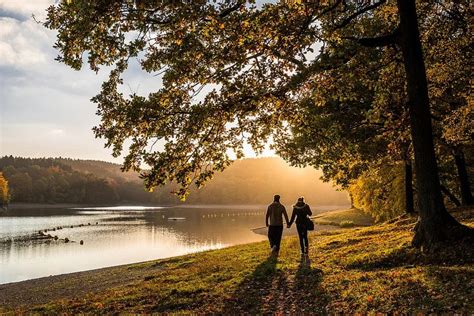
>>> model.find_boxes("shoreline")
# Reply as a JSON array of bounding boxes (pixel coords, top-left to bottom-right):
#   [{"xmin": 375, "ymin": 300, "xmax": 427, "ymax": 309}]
[
  {"xmin": 0, "ymin": 241, "xmax": 272, "ymax": 310},
  {"xmin": 0, "ymin": 224, "xmax": 338, "ymax": 284},
  {"xmin": 7, "ymin": 202, "xmax": 351, "ymax": 210},
  {"xmin": 0, "ymin": 209, "xmax": 362, "ymax": 286},
  {"xmin": 1, "ymin": 209, "xmax": 472, "ymax": 313},
  {"xmin": 0, "ymin": 255, "xmax": 178, "ymax": 309}
]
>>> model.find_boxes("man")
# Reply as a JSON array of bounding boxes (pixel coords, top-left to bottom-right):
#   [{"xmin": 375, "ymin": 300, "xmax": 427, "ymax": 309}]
[{"xmin": 265, "ymin": 194, "xmax": 289, "ymax": 255}]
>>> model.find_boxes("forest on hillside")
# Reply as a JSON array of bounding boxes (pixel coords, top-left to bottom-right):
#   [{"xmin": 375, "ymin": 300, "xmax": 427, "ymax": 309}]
[{"xmin": 0, "ymin": 156, "xmax": 349, "ymax": 206}]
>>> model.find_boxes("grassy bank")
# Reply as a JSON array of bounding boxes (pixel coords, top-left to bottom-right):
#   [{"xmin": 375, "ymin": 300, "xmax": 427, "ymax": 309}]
[
  {"xmin": 1, "ymin": 208, "xmax": 473, "ymax": 314},
  {"xmin": 312, "ymin": 207, "xmax": 375, "ymax": 227}
]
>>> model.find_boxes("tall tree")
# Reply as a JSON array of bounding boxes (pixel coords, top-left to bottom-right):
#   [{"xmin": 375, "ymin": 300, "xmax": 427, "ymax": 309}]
[
  {"xmin": 45, "ymin": 0, "xmax": 472, "ymax": 248},
  {"xmin": 396, "ymin": 0, "xmax": 469, "ymax": 247}
]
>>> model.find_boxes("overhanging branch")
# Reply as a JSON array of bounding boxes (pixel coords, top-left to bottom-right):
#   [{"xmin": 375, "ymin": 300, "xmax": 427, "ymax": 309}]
[
  {"xmin": 334, "ymin": 0, "xmax": 387, "ymax": 29},
  {"xmin": 344, "ymin": 27, "xmax": 400, "ymax": 47}
]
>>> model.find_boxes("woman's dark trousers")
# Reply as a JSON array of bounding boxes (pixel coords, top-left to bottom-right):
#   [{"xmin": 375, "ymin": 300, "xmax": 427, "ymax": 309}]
[
  {"xmin": 296, "ymin": 224, "xmax": 308, "ymax": 253},
  {"xmin": 268, "ymin": 225, "xmax": 283, "ymax": 251}
]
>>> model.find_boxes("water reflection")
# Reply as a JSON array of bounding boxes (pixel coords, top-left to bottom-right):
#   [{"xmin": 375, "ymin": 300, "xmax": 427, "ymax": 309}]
[
  {"xmin": 0, "ymin": 205, "xmax": 346, "ymax": 284},
  {"xmin": 72, "ymin": 206, "xmax": 165, "ymax": 211}
]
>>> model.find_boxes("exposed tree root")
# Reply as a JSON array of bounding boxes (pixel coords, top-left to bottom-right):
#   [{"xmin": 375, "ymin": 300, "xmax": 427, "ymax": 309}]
[
  {"xmin": 412, "ymin": 217, "xmax": 474, "ymax": 252},
  {"xmin": 385, "ymin": 213, "xmax": 417, "ymax": 225}
]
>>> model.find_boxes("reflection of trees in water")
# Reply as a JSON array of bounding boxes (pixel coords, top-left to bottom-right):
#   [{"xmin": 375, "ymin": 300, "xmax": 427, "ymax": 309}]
[
  {"xmin": 0, "ymin": 238, "xmax": 60, "ymax": 265},
  {"xmin": 141, "ymin": 208, "xmax": 267, "ymax": 244},
  {"xmin": 0, "ymin": 207, "xmax": 269, "ymax": 284}
]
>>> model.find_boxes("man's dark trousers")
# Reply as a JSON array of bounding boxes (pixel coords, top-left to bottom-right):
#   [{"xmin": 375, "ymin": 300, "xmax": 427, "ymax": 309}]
[{"xmin": 268, "ymin": 225, "xmax": 284, "ymax": 251}]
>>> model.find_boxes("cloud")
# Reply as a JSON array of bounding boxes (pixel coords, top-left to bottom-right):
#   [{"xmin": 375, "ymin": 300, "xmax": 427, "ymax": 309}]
[
  {"xmin": 0, "ymin": 17, "xmax": 49, "ymax": 67},
  {"xmin": 0, "ymin": 0, "xmax": 57, "ymax": 69},
  {"xmin": 0, "ymin": 1, "xmax": 113, "ymax": 160},
  {"xmin": 0, "ymin": 1, "xmax": 162, "ymax": 163},
  {"xmin": 0, "ymin": 0, "xmax": 54, "ymax": 20},
  {"xmin": 0, "ymin": 7, "xmax": 28, "ymax": 22}
]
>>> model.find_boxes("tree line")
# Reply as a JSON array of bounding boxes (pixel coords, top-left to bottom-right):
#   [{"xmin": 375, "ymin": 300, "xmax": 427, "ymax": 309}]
[
  {"xmin": 0, "ymin": 157, "xmax": 120, "ymax": 204},
  {"xmin": 0, "ymin": 156, "xmax": 349, "ymax": 206}
]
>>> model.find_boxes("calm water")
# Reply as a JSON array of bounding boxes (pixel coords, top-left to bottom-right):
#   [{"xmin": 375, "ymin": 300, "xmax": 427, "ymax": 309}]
[{"xmin": 0, "ymin": 205, "xmax": 344, "ymax": 284}]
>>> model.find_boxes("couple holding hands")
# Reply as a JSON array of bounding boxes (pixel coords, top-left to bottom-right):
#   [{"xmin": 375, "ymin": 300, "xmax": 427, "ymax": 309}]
[{"xmin": 265, "ymin": 195, "xmax": 313, "ymax": 256}]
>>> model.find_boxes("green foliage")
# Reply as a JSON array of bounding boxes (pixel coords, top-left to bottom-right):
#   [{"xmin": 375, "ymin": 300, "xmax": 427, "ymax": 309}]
[
  {"xmin": 274, "ymin": 2, "xmax": 471, "ymax": 220},
  {"xmin": 45, "ymin": 0, "xmax": 313, "ymax": 196},
  {"xmin": 313, "ymin": 208, "xmax": 374, "ymax": 227},
  {"xmin": 41, "ymin": 1, "xmax": 402, "ymax": 196},
  {"xmin": 349, "ymin": 162, "xmax": 405, "ymax": 222},
  {"xmin": 339, "ymin": 220, "xmax": 355, "ymax": 228},
  {"xmin": 44, "ymin": 0, "xmax": 471, "ymax": 232}
]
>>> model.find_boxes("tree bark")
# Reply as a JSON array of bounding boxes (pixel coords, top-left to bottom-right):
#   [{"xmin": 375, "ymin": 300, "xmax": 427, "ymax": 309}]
[
  {"xmin": 454, "ymin": 149, "xmax": 474, "ymax": 205},
  {"xmin": 404, "ymin": 160, "xmax": 415, "ymax": 214},
  {"xmin": 396, "ymin": 0, "xmax": 468, "ymax": 250}
]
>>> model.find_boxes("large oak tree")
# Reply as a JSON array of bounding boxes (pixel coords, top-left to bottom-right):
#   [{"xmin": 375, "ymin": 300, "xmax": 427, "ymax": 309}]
[{"xmin": 45, "ymin": 0, "xmax": 472, "ymax": 249}]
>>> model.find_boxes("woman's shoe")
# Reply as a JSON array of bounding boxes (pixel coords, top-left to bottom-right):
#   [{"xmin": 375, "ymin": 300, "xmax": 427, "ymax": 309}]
[{"xmin": 271, "ymin": 245, "xmax": 278, "ymax": 256}]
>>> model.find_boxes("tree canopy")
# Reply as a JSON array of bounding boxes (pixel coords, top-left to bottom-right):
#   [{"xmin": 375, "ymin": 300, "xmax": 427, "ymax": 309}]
[
  {"xmin": 44, "ymin": 0, "xmax": 370, "ymax": 195},
  {"xmin": 45, "ymin": 0, "xmax": 473, "ymax": 248}
]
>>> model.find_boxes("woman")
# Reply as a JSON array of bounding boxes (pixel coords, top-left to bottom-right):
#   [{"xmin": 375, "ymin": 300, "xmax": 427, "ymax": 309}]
[{"xmin": 288, "ymin": 197, "xmax": 312, "ymax": 255}]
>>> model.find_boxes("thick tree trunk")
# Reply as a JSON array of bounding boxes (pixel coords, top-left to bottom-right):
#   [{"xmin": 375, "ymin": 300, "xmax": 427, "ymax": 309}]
[
  {"xmin": 454, "ymin": 150, "xmax": 474, "ymax": 205},
  {"xmin": 404, "ymin": 160, "xmax": 415, "ymax": 214},
  {"xmin": 440, "ymin": 184, "xmax": 461, "ymax": 207},
  {"xmin": 396, "ymin": 0, "xmax": 469, "ymax": 250},
  {"xmin": 349, "ymin": 192, "xmax": 354, "ymax": 208}
]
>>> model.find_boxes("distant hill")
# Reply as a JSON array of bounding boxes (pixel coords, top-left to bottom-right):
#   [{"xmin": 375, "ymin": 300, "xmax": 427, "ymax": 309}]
[
  {"xmin": 58, "ymin": 158, "xmax": 141, "ymax": 183},
  {"xmin": 185, "ymin": 157, "xmax": 348, "ymax": 206},
  {"xmin": 0, "ymin": 156, "xmax": 349, "ymax": 206}
]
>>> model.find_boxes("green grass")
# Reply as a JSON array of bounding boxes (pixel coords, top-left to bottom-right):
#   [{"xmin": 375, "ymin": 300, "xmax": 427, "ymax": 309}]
[
  {"xmin": 313, "ymin": 208, "xmax": 374, "ymax": 227},
  {"xmin": 2, "ymin": 209, "xmax": 473, "ymax": 314},
  {"xmin": 339, "ymin": 220, "xmax": 355, "ymax": 227}
]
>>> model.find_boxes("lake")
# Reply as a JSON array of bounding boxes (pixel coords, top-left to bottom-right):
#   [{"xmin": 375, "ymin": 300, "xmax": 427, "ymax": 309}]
[{"xmin": 0, "ymin": 205, "xmax": 345, "ymax": 284}]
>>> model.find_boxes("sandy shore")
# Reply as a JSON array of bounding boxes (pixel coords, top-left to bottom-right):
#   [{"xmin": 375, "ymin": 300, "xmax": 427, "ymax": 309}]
[{"xmin": 0, "ymin": 260, "xmax": 153, "ymax": 310}]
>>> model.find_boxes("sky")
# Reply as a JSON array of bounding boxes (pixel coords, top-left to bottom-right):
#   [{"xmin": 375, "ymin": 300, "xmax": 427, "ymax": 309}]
[{"xmin": 0, "ymin": 1, "xmax": 275, "ymax": 163}]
